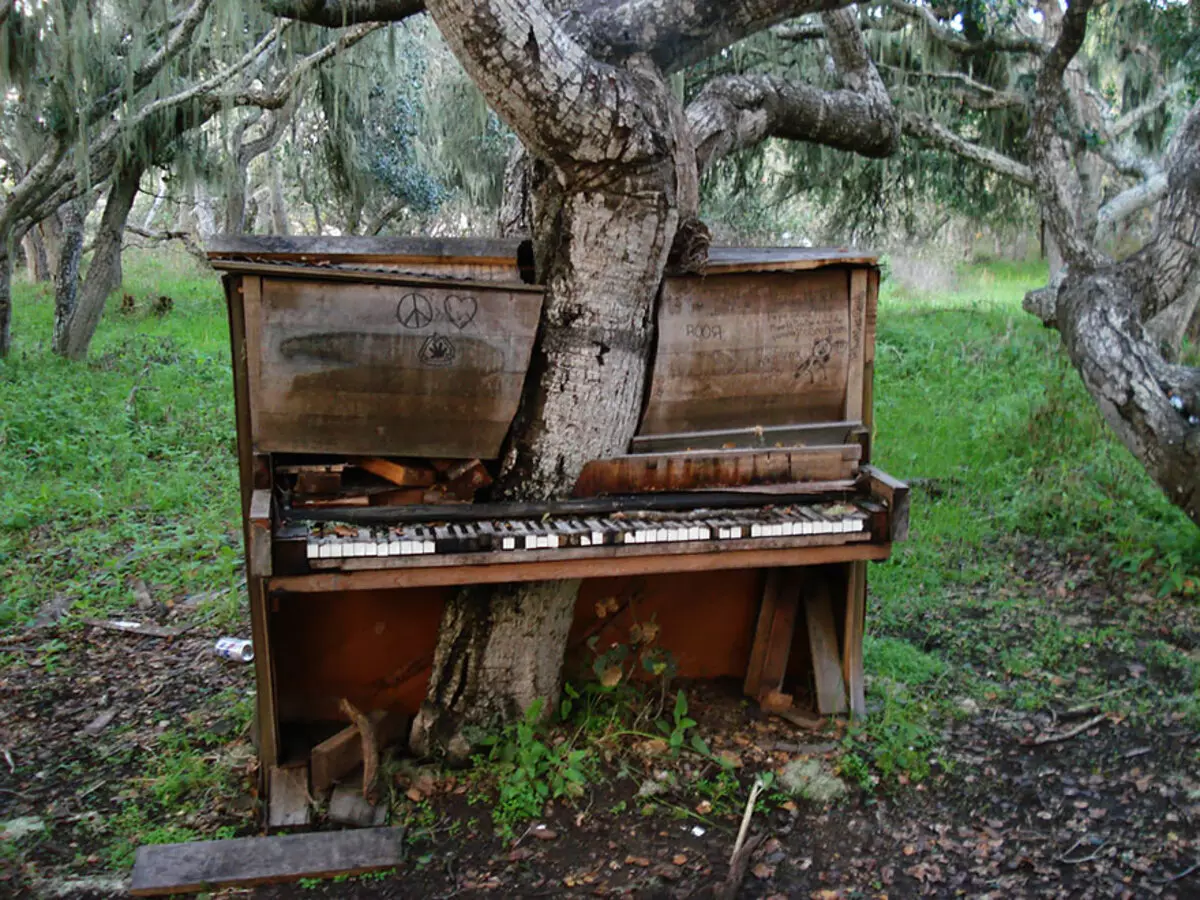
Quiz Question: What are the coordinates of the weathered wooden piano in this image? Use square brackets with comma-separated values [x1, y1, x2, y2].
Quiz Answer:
[210, 236, 908, 822]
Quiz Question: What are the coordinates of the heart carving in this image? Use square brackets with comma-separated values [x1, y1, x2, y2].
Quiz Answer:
[444, 295, 478, 330]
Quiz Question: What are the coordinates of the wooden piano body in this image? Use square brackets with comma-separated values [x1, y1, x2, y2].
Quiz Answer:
[210, 237, 908, 811]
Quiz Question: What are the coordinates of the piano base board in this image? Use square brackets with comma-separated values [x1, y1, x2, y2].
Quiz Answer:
[267, 539, 892, 594]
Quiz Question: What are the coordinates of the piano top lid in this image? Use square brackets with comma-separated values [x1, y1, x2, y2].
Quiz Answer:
[699, 246, 878, 274]
[206, 235, 526, 267]
[207, 236, 876, 277]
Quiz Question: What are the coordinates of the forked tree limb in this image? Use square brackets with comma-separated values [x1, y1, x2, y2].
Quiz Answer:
[688, 7, 898, 173]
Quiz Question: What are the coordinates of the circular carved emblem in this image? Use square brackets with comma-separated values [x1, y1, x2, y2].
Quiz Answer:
[396, 292, 434, 329]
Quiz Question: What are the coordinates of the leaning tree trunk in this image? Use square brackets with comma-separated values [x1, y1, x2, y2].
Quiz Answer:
[51, 201, 86, 355]
[410, 185, 681, 758]
[1029, 6, 1200, 526]
[0, 250, 11, 357]
[54, 164, 142, 360]
[409, 0, 696, 758]
[22, 229, 50, 283]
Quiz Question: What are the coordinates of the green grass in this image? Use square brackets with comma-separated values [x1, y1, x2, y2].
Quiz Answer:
[872, 257, 1199, 630]
[0, 247, 244, 628]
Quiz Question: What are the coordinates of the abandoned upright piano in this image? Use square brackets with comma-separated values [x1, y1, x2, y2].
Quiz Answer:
[209, 237, 909, 816]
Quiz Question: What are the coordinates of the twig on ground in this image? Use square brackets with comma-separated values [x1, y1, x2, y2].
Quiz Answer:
[717, 776, 768, 900]
[719, 833, 765, 900]
[3, 748, 14, 773]
[1058, 836, 1108, 864]
[1029, 712, 1108, 745]
[730, 777, 766, 866]
[1153, 859, 1199, 884]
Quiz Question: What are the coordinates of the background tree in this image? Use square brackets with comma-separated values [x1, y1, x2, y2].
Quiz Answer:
[0, 0, 380, 358]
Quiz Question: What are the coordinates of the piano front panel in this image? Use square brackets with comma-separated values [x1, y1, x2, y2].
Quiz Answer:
[640, 267, 866, 435]
[242, 275, 543, 459]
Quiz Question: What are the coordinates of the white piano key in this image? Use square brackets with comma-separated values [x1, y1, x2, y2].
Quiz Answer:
[750, 524, 762, 538]
[592, 531, 604, 546]
[319, 543, 332, 559]
[387, 540, 399, 555]
[548, 535, 560, 548]
[330, 542, 343, 558]
[422, 540, 435, 554]
[307, 542, 319, 559]
[376, 541, 388, 555]
[581, 536, 591, 547]
[502, 537, 515, 550]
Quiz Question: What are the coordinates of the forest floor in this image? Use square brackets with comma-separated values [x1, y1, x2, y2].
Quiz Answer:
[1, 250, 1198, 899]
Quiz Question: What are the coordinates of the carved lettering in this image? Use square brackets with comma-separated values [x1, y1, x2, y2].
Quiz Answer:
[685, 323, 724, 340]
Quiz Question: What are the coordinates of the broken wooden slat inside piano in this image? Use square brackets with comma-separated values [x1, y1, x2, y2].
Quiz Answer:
[211, 237, 908, 823]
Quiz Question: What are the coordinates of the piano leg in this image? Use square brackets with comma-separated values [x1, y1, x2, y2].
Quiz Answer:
[842, 561, 868, 718]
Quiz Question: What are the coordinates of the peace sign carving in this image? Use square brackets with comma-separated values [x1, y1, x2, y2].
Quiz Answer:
[396, 293, 434, 329]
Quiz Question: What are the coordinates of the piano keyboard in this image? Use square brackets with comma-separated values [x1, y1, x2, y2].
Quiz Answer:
[300, 503, 870, 562]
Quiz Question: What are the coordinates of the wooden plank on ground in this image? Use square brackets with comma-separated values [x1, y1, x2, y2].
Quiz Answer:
[744, 570, 782, 699]
[267, 766, 311, 829]
[805, 582, 848, 716]
[311, 711, 410, 793]
[757, 570, 802, 697]
[129, 826, 405, 896]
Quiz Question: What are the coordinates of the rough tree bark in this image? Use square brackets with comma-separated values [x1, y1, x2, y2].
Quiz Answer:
[21, 230, 50, 283]
[0, 251, 10, 356]
[409, 0, 695, 758]
[51, 202, 86, 355]
[403, 1, 896, 756]
[53, 163, 144, 360]
[1030, 1, 1199, 525]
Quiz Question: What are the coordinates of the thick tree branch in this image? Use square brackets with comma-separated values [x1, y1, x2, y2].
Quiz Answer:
[425, 0, 679, 173]
[564, 0, 855, 72]
[1112, 81, 1184, 138]
[884, 0, 1047, 54]
[1027, 0, 1103, 273]
[688, 7, 897, 173]
[1116, 100, 1200, 321]
[1094, 172, 1168, 243]
[901, 111, 1033, 187]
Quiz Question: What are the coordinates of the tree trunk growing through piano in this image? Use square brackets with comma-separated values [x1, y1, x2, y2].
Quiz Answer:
[395, 0, 899, 755]
[407, 0, 698, 758]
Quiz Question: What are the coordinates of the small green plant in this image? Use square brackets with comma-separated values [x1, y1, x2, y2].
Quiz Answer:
[475, 699, 593, 836]
[656, 690, 708, 757]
